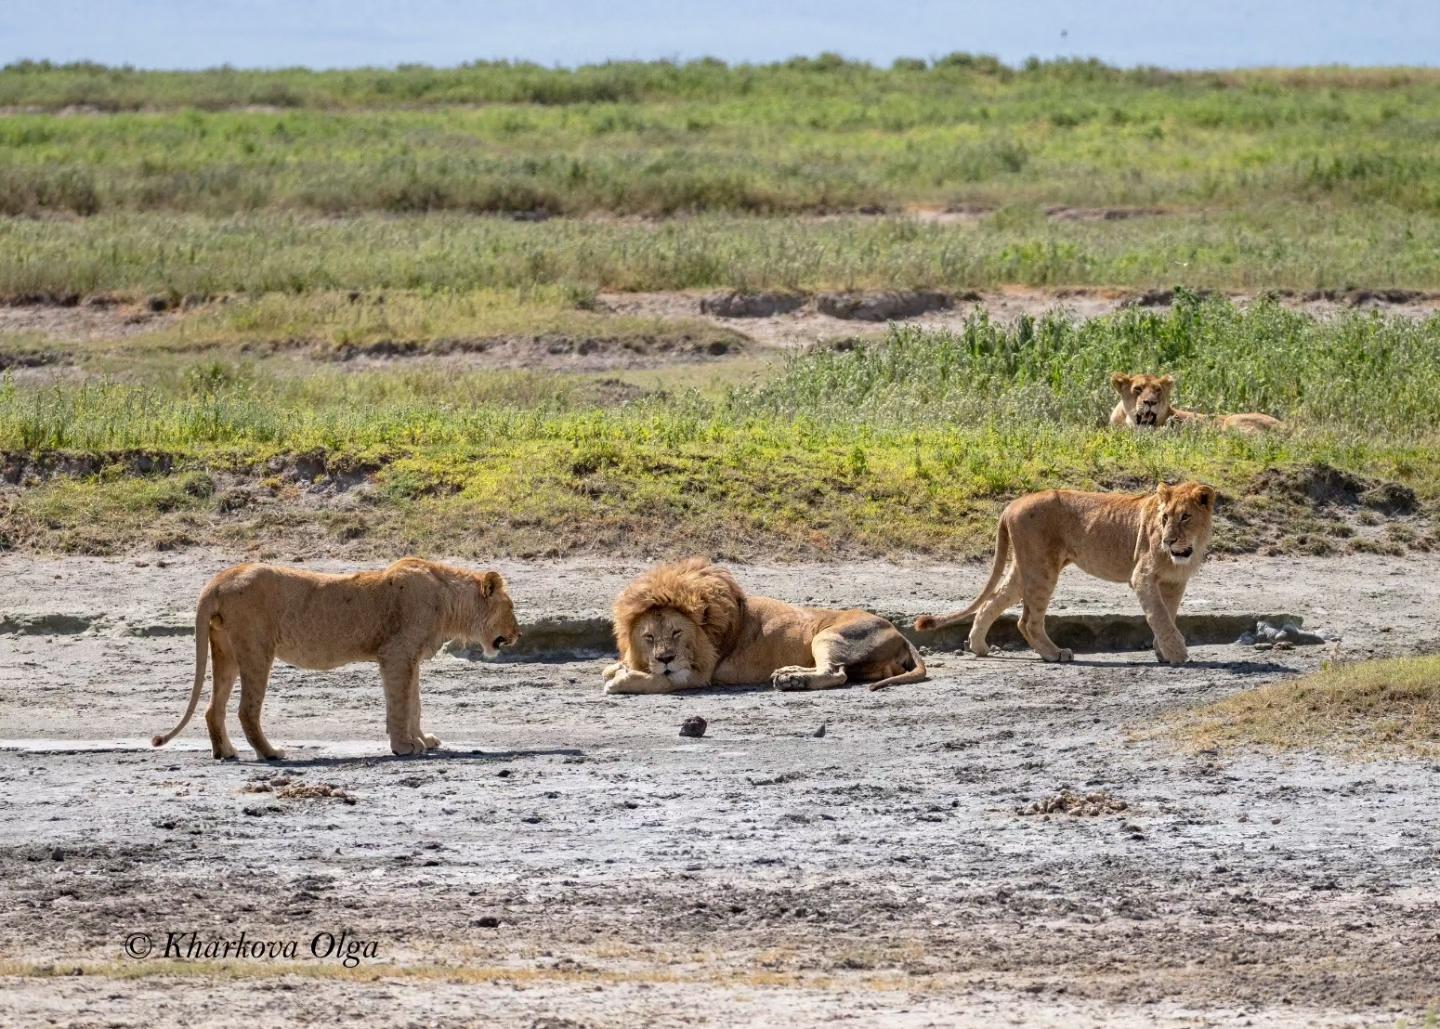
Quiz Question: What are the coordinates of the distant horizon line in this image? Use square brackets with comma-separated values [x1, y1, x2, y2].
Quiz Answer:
[5, 54, 1438, 75]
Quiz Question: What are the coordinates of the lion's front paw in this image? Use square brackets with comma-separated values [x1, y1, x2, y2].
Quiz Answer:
[1157, 646, 1189, 666]
[602, 662, 628, 685]
[420, 733, 442, 750]
[771, 668, 810, 692]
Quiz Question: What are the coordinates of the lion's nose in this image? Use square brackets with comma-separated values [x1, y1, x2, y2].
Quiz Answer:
[656, 651, 676, 665]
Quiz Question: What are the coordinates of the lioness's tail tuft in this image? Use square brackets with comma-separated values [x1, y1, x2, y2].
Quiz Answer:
[151, 734, 165, 748]
[913, 615, 938, 632]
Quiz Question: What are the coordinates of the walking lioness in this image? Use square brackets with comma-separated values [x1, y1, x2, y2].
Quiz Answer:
[915, 482, 1216, 664]
[151, 558, 521, 760]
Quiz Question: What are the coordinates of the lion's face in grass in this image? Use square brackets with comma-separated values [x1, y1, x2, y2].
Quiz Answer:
[1112, 372, 1176, 427]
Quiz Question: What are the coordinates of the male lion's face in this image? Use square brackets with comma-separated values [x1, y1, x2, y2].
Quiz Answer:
[471, 572, 521, 658]
[627, 608, 704, 687]
[1155, 482, 1216, 566]
[1113, 373, 1175, 427]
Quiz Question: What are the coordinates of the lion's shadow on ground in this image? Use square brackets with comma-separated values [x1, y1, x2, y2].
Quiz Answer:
[266, 746, 585, 768]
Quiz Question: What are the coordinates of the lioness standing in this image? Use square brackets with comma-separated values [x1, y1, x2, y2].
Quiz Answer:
[151, 558, 521, 760]
[915, 482, 1216, 664]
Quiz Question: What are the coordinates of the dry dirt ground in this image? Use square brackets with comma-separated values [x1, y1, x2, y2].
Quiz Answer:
[6, 286, 1440, 377]
[2, 552, 1439, 1027]
[598, 286, 1440, 353]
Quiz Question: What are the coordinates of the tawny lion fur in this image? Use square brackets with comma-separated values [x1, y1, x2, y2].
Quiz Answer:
[915, 482, 1216, 665]
[151, 558, 520, 760]
[1109, 372, 1283, 434]
[603, 558, 926, 693]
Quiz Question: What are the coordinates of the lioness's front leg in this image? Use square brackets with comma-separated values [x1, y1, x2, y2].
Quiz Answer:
[380, 653, 430, 755]
[603, 666, 686, 694]
[403, 664, 442, 751]
[1134, 574, 1188, 665]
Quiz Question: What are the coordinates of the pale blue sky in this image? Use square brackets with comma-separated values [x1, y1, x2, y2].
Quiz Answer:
[2, 0, 1436, 70]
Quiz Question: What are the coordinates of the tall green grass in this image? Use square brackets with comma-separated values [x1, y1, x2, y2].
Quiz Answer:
[740, 294, 1440, 434]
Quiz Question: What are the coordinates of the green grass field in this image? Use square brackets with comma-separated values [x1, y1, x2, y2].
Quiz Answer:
[1, 59, 1437, 558]
[2, 58, 1440, 296]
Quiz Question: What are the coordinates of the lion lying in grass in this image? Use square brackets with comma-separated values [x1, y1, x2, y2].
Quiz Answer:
[603, 558, 926, 693]
[151, 558, 521, 760]
[915, 482, 1216, 665]
[1109, 372, 1283, 433]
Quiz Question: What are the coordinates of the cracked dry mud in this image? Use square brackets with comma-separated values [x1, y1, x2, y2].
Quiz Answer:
[1, 552, 1438, 1027]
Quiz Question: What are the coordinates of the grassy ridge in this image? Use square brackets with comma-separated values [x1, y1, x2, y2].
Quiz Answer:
[3, 300, 1435, 557]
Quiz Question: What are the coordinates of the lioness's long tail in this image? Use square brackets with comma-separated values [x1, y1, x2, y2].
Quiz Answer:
[151, 592, 216, 748]
[867, 638, 928, 691]
[912, 519, 1012, 632]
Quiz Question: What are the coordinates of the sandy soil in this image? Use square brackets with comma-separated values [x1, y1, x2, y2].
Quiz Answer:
[2, 552, 1439, 1026]
[600, 287, 1440, 352]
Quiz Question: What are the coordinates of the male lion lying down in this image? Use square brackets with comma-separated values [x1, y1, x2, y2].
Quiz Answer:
[151, 558, 521, 760]
[1110, 372, 1283, 433]
[915, 482, 1215, 665]
[603, 558, 926, 693]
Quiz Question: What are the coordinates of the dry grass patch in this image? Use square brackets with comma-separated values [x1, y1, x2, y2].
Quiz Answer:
[1174, 656, 1440, 759]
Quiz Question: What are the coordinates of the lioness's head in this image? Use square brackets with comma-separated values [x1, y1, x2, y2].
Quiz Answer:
[613, 558, 746, 687]
[1154, 481, 1216, 566]
[1112, 373, 1175, 427]
[465, 571, 521, 658]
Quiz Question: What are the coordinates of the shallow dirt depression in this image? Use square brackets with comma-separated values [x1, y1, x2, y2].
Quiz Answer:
[1, 552, 1439, 1026]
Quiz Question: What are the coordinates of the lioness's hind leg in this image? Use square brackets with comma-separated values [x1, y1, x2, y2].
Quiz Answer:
[1018, 567, 1071, 663]
[968, 573, 1022, 658]
[205, 633, 239, 761]
[236, 650, 285, 761]
[771, 633, 848, 691]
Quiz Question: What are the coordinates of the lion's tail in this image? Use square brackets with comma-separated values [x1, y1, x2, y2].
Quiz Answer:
[151, 591, 216, 748]
[912, 518, 1012, 632]
[867, 638, 928, 692]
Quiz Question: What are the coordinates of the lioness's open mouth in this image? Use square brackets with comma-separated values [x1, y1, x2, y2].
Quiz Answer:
[1170, 546, 1194, 560]
[1137, 409, 1158, 426]
[494, 635, 514, 649]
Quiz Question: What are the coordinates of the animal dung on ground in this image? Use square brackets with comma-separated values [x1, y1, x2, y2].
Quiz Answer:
[1018, 789, 1128, 817]
[679, 716, 708, 738]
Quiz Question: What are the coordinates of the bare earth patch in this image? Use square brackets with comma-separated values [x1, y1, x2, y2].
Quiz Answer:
[1, 554, 1438, 1025]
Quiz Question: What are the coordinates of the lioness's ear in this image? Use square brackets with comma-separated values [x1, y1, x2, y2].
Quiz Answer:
[1195, 485, 1216, 508]
[1156, 482, 1173, 500]
[478, 570, 503, 597]
[1159, 375, 1175, 389]
[1111, 373, 1131, 393]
